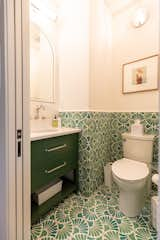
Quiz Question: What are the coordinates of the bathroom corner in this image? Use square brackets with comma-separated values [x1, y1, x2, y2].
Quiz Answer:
[60, 111, 159, 197]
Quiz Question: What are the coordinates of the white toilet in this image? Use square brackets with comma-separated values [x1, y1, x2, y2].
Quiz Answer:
[112, 132, 154, 217]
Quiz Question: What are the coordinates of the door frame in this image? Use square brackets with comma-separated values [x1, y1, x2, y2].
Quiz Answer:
[0, 0, 30, 239]
[0, 0, 17, 239]
[21, 0, 30, 238]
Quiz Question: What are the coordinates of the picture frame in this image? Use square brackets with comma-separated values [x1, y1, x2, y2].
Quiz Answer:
[122, 55, 159, 94]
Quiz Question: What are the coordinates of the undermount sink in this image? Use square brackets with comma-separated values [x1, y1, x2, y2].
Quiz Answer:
[31, 128, 59, 133]
[31, 119, 59, 134]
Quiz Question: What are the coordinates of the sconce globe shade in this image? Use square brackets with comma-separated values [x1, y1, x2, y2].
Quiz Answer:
[131, 7, 149, 28]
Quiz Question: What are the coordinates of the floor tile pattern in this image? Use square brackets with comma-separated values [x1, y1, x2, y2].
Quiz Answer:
[31, 185, 157, 240]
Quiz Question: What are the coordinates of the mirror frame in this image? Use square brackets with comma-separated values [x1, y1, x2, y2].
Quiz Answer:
[30, 22, 57, 104]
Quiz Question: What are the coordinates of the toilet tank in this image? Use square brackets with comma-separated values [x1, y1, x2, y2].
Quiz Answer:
[122, 133, 155, 164]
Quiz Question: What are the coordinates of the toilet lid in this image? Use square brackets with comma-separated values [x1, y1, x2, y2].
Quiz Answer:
[112, 158, 149, 181]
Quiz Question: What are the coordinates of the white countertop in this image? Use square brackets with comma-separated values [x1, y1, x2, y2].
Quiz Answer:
[31, 127, 81, 141]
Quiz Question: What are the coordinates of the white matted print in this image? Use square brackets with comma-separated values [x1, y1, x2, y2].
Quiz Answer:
[122, 55, 159, 94]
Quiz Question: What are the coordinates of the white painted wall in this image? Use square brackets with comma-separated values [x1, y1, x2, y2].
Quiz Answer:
[30, 0, 159, 113]
[90, 0, 113, 111]
[58, 0, 90, 111]
[30, 0, 91, 120]
[90, 0, 159, 112]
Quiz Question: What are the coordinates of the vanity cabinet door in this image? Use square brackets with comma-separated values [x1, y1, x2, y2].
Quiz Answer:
[31, 134, 78, 193]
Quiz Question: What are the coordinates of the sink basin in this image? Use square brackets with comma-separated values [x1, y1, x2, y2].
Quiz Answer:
[31, 127, 81, 141]
[31, 119, 59, 134]
[31, 128, 59, 133]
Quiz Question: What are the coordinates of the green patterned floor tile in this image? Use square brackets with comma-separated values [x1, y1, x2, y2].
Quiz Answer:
[31, 185, 157, 240]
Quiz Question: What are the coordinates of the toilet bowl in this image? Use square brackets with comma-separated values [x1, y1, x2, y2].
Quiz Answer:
[112, 158, 149, 217]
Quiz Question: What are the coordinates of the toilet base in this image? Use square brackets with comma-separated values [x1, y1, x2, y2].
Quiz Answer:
[119, 188, 145, 217]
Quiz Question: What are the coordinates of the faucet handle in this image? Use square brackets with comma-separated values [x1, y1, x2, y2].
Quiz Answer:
[36, 104, 45, 111]
[40, 104, 45, 111]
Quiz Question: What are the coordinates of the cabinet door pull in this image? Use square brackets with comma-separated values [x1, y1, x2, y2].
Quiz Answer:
[45, 162, 66, 174]
[45, 144, 67, 153]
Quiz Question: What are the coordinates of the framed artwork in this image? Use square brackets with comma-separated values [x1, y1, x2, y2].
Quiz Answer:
[122, 55, 159, 94]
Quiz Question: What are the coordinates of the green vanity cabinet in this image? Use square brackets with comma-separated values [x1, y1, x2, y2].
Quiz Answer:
[31, 133, 79, 224]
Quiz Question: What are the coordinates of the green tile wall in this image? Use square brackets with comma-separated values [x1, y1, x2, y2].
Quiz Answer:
[110, 112, 159, 164]
[60, 112, 111, 196]
[60, 112, 159, 196]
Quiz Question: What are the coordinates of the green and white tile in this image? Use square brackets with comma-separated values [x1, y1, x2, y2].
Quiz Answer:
[31, 112, 158, 239]
[60, 112, 111, 196]
[31, 185, 157, 239]
[60, 112, 158, 196]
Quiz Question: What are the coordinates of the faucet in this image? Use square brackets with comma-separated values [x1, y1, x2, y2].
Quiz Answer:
[34, 105, 45, 120]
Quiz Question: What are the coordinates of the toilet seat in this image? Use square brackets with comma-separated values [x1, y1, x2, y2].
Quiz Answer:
[112, 158, 149, 181]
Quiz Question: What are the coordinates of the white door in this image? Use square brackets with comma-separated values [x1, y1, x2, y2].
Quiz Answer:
[0, 0, 30, 239]
[15, 0, 30, 239]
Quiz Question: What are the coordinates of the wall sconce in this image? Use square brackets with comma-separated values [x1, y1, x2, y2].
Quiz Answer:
[131, 7, 149, 28]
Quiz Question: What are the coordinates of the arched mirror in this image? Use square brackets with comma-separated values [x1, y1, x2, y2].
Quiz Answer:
[30, 5, 56, 103]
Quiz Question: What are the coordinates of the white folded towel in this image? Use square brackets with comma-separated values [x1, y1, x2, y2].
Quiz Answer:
[152, 174, 159, 186]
